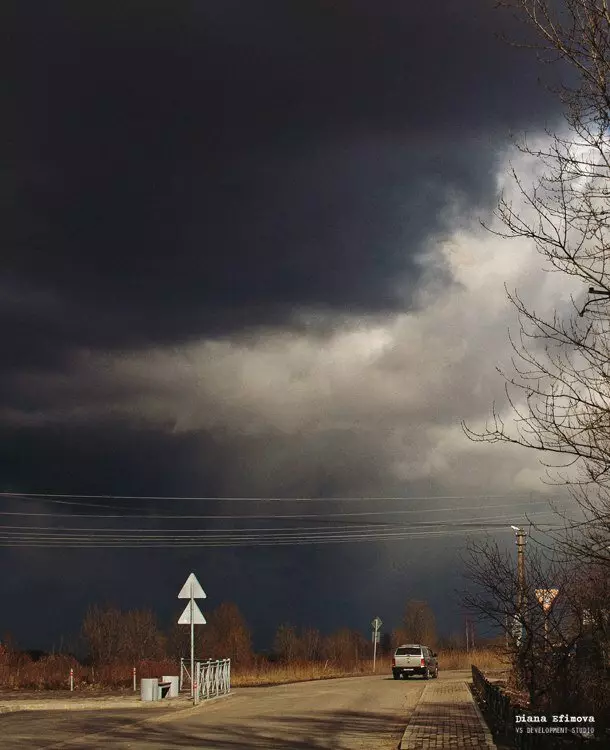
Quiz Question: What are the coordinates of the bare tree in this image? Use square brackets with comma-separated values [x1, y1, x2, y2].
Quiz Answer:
[82, 604, 122, 665]
[200, 602, 253, 666]
[82, 605, 166, 665]
[463, 533, 610, 717]
[273, 624, 300, 664]
[119, 609, 165, 663]
[402, 600, 437, 646]
[301, 627, 322, 662]
[166, 621, 190, 661]
[321, 629, 365, 668]
[390, 627, 408, 649]
[380, 631, 393, 656]
[463, 0, 610, 569]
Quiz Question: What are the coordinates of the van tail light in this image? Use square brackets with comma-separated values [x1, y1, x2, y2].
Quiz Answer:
[421, 658, 426, 667]
[391, 658, 396, 667]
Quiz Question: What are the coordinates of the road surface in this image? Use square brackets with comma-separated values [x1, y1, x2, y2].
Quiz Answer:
[0, 671, 473, 749]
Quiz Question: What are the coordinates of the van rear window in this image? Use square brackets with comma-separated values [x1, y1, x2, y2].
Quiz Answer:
[395, 647, 421, 655]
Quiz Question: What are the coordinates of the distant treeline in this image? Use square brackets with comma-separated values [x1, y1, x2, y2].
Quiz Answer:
[1, 598, 495, 670]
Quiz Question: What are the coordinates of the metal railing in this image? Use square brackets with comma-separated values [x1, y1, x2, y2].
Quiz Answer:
[179, 657, 209, 693]
[180, 657, 227, 692]
[194, 659, 231, 704]
[471, 665, 536, 750]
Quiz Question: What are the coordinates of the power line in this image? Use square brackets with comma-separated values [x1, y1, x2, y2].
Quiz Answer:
[0, 506, 570, 521]
[1, 498, 573, 518]
[0, 510, 566, 548]
[0, 491, 571, 503]
[0, 517, 558, 533]
[0, 524, 564, 548]
[0, 514, 560, 535]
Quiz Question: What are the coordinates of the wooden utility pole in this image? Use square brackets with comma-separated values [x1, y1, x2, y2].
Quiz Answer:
[512, 526, 527, 644]
[465, 617, 475, 653]
[516, 528, 527, 614]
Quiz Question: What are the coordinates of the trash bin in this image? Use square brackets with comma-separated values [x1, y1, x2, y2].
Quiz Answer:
[140, 677, 159, 702]
[161, 675, 180, 698]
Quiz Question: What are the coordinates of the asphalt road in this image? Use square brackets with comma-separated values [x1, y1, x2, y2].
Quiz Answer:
[0, 671, 471, 749]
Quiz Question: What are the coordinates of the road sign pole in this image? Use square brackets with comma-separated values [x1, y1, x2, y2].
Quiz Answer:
[373, 629, 377, 672]
[190, 582, 194, 699]
[177, 572, 207, 702]
[371, 616, 382, 673]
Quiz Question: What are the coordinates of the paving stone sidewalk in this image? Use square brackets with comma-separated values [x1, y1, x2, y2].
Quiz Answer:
[400, 680, 496, 749]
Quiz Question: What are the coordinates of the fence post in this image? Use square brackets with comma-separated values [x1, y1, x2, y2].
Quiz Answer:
[194, 661, 200, 705]
[69, 667, 74, 692]
[133, 666, 136, 692]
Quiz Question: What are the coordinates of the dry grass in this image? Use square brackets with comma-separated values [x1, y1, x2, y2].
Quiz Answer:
[0, 655, 180, 691]
[0, 648, 506, 690]
[232, 649, 506, 687]
[232, 658, 391, 687]
[435, 648, 507, 671]
[0, 654, 80, 690]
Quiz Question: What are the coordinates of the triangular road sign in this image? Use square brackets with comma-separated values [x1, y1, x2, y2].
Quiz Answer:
[178, 572, 206, 599]
[178, 600, 206, 625]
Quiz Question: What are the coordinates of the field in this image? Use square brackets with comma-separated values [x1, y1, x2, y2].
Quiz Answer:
[0, 648, 507, 691]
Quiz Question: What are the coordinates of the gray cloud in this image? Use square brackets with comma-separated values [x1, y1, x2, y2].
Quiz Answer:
[1, 145, 585, 505]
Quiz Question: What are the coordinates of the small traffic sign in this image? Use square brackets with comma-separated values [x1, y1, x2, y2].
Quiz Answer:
[371, 617, 382, 630]
[178, 600, 206, 625]
[535, 588, 558, 612]
[178, 573, 206, 599]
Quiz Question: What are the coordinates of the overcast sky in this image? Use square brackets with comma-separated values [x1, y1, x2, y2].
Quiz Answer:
[2, 0, 582, 652]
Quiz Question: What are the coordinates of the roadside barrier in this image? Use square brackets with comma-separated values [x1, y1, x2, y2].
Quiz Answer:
[194, 659, 231, 704]
[471, 665, 536, 749]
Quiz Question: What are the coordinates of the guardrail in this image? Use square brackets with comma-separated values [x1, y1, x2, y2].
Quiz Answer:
[471, 665, 536, 749]
[194, 659, 231, 704]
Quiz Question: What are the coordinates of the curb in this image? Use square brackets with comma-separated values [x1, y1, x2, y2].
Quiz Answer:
[0, 690, 234, 715]
[399, 683, 430, 750]
[0, 700, 181, 714]
[469, 685, 498, 749]
[0, 697, 189, 714]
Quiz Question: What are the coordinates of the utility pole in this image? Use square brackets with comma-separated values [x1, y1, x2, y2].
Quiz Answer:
[511, 526, 527, 642]
[465, 617, 475, 653]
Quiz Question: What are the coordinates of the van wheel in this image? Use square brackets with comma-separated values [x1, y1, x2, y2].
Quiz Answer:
[392, 671, 400, 680]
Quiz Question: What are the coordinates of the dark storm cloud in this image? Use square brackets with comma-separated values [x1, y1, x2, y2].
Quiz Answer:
[0, 420, 223, 496]
[3, 0, 561, 373]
